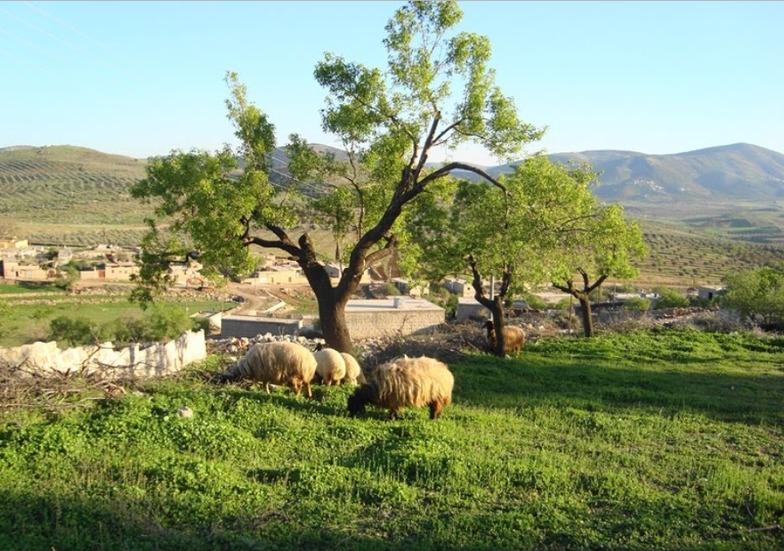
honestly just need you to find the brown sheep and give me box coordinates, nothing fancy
[347,355,454,420]
[484,319,526,355]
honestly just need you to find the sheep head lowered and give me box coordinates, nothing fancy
[347,355,454,420]
[218,341,316,398]
[484,320,526,355]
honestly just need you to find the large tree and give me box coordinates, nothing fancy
[407,155,602,355]
[131,1,542,352]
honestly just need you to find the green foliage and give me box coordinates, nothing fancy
[722,266,784,327]
[49,315,101,346]
[623,296,651,312]
[1,330,783,549]
[653,287,690,309]
[518,292,547,310]
[53,263,80,291]
[46,306,204,348]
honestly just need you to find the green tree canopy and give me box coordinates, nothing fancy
[722,266,784,328]
[131,1,543,352]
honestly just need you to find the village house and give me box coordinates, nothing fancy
[78,262,140,282]
[242,264,309,286]
[0,237,29,250]
[390,277,430,298]
[442,278,479,298]
[698,285,725,301]
[0,258,56,281]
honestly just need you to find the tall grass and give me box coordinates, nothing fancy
[1,329,782,550]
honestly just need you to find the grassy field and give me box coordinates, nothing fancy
[0,286,234,348]
[1,329,782,550]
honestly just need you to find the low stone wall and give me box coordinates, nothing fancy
[0,330,207,379]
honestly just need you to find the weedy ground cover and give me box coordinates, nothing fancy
[0,297,232,348]
[0,329,782,550]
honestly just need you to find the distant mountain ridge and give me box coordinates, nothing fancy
[486,143,784,203]
[3,142,783,208]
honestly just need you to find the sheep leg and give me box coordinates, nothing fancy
[304,382,312,399]
[291,381,301,397]
[388,409,399,420]
[429,400,445,420]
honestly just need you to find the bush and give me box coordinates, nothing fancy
[653,287,689,309]
[722,266,784,328]
[624,297,650,312]
[518,293,547,310]
[49,316,102,346]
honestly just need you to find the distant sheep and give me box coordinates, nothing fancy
[347,355,454,420]
[340,352,364,385]
[313,347,347,386]
[219,341,317,398]
[484,319,526,355]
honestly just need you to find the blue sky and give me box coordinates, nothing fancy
[1,1,782,166]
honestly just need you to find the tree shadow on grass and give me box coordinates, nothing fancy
[1,486,575,551]
[453,354,784,426]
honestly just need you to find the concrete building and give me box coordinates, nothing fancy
[220,315,304,339]
[0,259,55,281]
[0,237,29,249]
[698,286,725,301]
[344,297,445,339]
[443,278,478,298]
[455,297,489,322]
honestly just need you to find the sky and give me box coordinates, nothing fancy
[1,1,782,166]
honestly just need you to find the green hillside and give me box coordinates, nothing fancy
[2,144,784,288]
[0,146,151,246]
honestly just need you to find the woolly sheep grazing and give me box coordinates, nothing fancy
[484,320,526,355]
[313,348,347,386]
[347,355,453,420]
[340,352,364,385]
[219,341,317,398]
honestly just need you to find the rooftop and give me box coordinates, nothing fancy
[346,297,444,313]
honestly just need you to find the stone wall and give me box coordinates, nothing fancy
[0,330,206,379]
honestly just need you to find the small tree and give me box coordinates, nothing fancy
[653,287,689,309]
[407,156,600,355]
[549,196,648,338]
[722,266,784,328]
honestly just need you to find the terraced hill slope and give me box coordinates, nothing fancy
[0,145,151,246]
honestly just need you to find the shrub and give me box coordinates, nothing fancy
[624,297,650,312]
[722,266,784,329]
[653,287,689,309]
[49,316,102,346]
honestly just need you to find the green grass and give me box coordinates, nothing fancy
[1,329,782,550]
[0,294,233,347]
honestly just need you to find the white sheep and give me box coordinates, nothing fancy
[347,355,454,420]
[340,352,364,385]
[313,347,347,386]
[219,341,317,398]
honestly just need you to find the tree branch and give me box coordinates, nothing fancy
[415,162,509,196]
[465,254,495,310]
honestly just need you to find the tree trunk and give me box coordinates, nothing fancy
[317,292,353,353]
[489,297,507,357]
[578,294,594,338]
[300,239,356,353]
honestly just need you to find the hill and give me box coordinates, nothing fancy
[482,143,784,205]
[2,143,784,288]
[0,145,151,246]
